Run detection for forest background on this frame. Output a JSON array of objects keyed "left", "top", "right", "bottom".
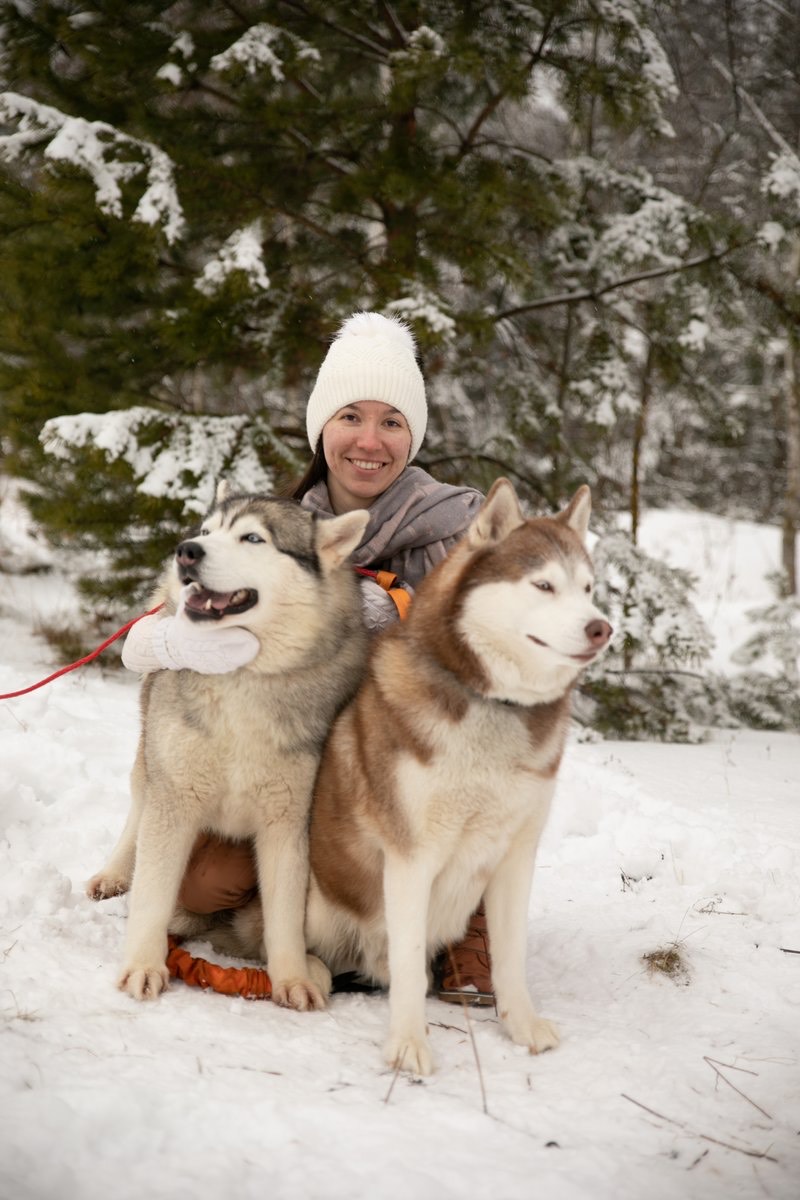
[{"left": 0, "top": 0, "right": 798, "bottom": 739}]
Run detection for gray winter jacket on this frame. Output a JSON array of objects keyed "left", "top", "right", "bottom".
[{"left": 302, "top": 466, "right": 484, "bottom": 631}]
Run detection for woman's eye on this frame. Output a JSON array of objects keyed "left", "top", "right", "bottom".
[{"left": 241, "top": 532, "right": 264, "bottom": 544}]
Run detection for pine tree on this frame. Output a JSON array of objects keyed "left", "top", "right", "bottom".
[
  {"left": 0, "top": 0, "right": 694, "bottom": 606},
  {"left": 581, "top": 531, "right": 715, "bottom": 741}
]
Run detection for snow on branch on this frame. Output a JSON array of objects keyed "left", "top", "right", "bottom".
[
  {"left": 563, "top": 158, "right": 697, "bottom": 274},
  {"left": 593, "top": 532, "right": 713, "bottom": 669},
  {"left": 763, "top": 151, "right": 800, "bottom": 217},
  {"left": 389, "top": 25, "right": 446, "bottom": 66},
  {"left": 595, "top": 1, "right": 677, "bottom": 100},
  {"left": 195, "top": 221, "right": 270, "bottom": 297},
  {"left": 386, "top": 288, "right": 456, "bottom": 340},
  {"left": 0, "top": 92, "right": 185, "bottom": 243},
  {"left": 40, "top": 409, "right": 274, "bottom": 516},
  {"left": 210, "top": 23, "right": 320, "bottom": 81}
]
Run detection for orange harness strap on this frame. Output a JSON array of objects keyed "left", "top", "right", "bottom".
[
  {"left": 355, "top": 567, "right": 412, "bottom": 621},
  {"left": 166, "top": 936, "right": 272, "bottom": 1000}
]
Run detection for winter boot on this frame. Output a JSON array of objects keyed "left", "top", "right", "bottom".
[{"left": 435, "top": 901, "right": 494, "bottom": 1007}]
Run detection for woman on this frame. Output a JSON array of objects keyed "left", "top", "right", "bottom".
[{"left": 122, "top": 311, "right": 493, "bottom": 1004}]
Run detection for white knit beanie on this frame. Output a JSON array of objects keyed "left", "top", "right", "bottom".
[{"left": 306, "top": 311, "right": 428, "bottom": 461}]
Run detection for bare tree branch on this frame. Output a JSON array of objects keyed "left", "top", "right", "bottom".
[
  {"left": 495, "top": 241, "right": 748, "bottom": 321},
  {"left": 377, "top": 1, "right": 408, "bottom": 48},
  {"left": 277, "top": 0, "right": 389, "bottom": 61},
  {"left": 690, "top": 31, "right": 795, "bottom": 156}
]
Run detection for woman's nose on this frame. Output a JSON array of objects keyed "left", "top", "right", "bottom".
[{"left": 355, "top": 422, "right": 382, "bottom": 449}]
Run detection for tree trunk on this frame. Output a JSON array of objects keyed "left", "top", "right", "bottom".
[
  {"left": 631, "top": 341, "right": 654, "bottom": 547},
  {"left": 782, "top": 334, "right": 800, "bottom": 596}
]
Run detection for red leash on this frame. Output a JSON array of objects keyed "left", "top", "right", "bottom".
[{"left": 0, "top": 604, "right": 164, "bottom": 701}]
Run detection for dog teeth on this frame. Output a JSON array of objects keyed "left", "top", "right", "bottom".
[
  {"left": 230, "top": 589, "right": 248, "bottom": 605},
  {"left": 204, "top": 599, "right": 214, "bottom": 611}
]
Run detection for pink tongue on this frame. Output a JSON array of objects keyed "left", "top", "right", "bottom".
[{"left": 185, "top": 588, "right": 234, "bottom": 612}]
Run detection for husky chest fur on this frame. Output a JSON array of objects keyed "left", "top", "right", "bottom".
[{"left": 305, "top": 478, "right": 612, "bottom": 1075}]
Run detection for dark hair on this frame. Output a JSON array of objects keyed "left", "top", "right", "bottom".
[{"left": 287, "top": 440, "right": 328, "bottom": 500}]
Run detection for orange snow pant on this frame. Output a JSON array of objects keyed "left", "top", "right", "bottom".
[
  {"left": 178, "top": 833, "right": 258, "bottom": 914},
  {"left": 178, "top": 833, "right": 494, "bottom": 1002}
]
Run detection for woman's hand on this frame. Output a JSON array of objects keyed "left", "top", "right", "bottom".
[{"left": 121, "top": 602, "right": 260, "bottom": 674}]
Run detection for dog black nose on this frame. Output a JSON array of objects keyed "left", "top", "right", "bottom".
[
  {"left": 585, "top": 619, "right": 612, "bottom": 647},
  {"left": 176, "top": 540, "right": 205, "bottom": 568}
]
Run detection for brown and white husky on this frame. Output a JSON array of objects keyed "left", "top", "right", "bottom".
[{"left": 230, "top": 478, "right": 612, "bottom": 1074}]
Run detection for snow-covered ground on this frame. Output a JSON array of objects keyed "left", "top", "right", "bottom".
[{"left": 1, "top": 484, "right": 798, "bottom": 1200}]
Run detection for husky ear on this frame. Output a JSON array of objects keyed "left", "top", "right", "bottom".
[
  {"left": 316, "top": 509, "right": 370, "bottom": 571},
  {"left": 215, "top": 479, "right": 231, "bottom": 504},
  {"left": 467, "top": 478, "right": 525, "bottom": 549},
  {"left": 558, "top": 485, "right": 592, "bottom": 541}
]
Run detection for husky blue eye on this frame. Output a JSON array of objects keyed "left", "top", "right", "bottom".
[{"left": 242, "top": 532, "right": 264, "bottom": 544}]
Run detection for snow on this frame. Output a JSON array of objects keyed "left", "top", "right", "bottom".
[
  {"left": 210, "top": 24, "right": 320, "bottom": 81},
  {"left": 0, "top": 93, "right": 185, "bottom": 243},
  {"left": 386, "top": 292, "right": 457, "bottom": 341},
  {"left": 1, "top": 494, "right": 798, "bottom": 1200},
  {"left": 635, "top": 509, "right": 789, "bottom": 675},
  {"left": 195, "top": 221, "right": 270, "bottom": 298},
  {"left": 40, "top": 409, "right": 274, "bottom": 516},
  {"left": 763, "top": 150, "right": 800, "bottom": 215}
]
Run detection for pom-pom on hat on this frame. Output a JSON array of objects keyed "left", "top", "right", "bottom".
[{"left": 306, "top": 311, "right": 427, "bottom": 461}]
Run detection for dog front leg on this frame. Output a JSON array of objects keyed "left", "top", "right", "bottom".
[
  {"left": 483, "top": 815, "right": 559, "bottom": 1055},
  {"left": 118, "top": 804, "right": 198, "bottom": 1001},
  {"left": 255, "top": 825, "right": 327, "bottom": 1012},
  {"left": 383, "top": 851, "right": 436, "bottom": 1076},
  {"left": 86, "top": 745, "right": 146, "bottom": 900}
]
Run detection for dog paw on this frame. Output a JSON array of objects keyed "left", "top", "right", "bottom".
[
  {"left": 271, "top": 976, "right": 327, "bottom": 1012},
  {"left": 86, "top": 871, "right": 130, "bottom": 901},
  {"left": 118, "top": 964, "right": 169, "bottom": 1000},
  {"left": 384, "top": 1032, "right": 434, "bottom": 1076},
  {"left": 306, "top": 953, "right": 332, "bottom": 998},
  {"left": 502, "top": 1009, "right": 560, "bottom": 1054}
]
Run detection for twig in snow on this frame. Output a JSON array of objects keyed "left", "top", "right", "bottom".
[
  {"left": 621, "top": 1094, "right": 778, "bottom": 1162},
  {"left": 447, "top": 947, "right": 490, "bottom": 1116},
  {"left": 688, "top": 1148, "right": 710, "bottom": 1170},
  {"left": 703, "top": 1056, "right": 772, "bottom": 1120},
  {"left": 382, "top": 1059, "right": 403, "bottom": 1105},
  {"left": 0, "top": 988, "right": 39, "bottom": 1023}
]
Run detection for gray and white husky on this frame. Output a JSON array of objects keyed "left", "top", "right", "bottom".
[
  {"left": 229, "top": 478, "right": 613, "bottom": 1073},
  {"left": 87, "top": 485, "right": 368, "bottom": 1011}
]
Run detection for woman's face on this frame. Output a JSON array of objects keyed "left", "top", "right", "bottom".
[{"left": 322, "top": 400, "right": 412, "bottom": 512}]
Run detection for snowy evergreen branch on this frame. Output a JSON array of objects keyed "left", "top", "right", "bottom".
[{"left": 0, "top": 93, "right": 185, "bottom": 243}]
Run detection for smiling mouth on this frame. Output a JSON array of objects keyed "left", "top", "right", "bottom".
[
  {"left": 182, "top": 583, "right": 258, "bottom": 621},
  {"left": 347, "top": 458, "right": 385, "bottom": 471}
]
